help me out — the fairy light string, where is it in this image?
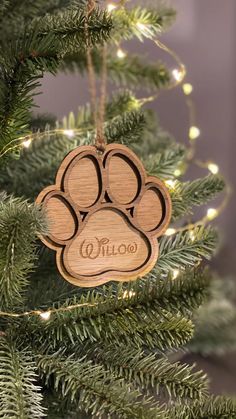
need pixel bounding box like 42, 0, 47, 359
0, 1, 231, 316
0, 292, 137, 319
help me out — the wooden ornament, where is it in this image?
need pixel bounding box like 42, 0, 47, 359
36, 144, 172, 287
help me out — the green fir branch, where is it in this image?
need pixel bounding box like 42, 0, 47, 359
0, 109, 145, 198
107, 55, 171, 89
62, 50, 171, 90
36, 7, 112, 53
0, 195, 46, 309
145, 268, 210, 315
170, 396, 236, 419
37, 352, 164, 419
0, 336, 45, 418
158, 226, 218, 272
17, 301, 194, 353
86, 344, 209, 401
0, 30, 59, 163
62, 90, 142, 130
27, 268, 209, 330
112, 6, 176, 42
0, 0, 8, 19
105, 110, 146, 145
171, 175, 225, 221
0, 3, 112, 51
144, 144, 186, 180
189, 277, 236, 355
190, 297, 236, 355
30, 112, 57, 132
0, 6, 113, 163
0, 0, 64, 22
0, 132, 79, 199
28, 268, 209, 335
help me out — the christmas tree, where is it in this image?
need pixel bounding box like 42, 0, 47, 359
0, 1, 235, 418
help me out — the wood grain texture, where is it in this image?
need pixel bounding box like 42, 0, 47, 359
45, 194, 76, 241
36, 144, 172, 287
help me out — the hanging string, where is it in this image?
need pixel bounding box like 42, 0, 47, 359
96, 43, 107, 147
85, 0, 97, 129
86, 0, 107, 152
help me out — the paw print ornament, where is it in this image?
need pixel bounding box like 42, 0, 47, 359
36, 144, 172, 287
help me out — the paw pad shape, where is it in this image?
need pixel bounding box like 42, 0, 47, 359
36, 144, 172, 287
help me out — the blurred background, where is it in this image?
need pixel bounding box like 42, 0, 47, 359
36, 0, 236, 394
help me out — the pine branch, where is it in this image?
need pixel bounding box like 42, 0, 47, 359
104, 90, 142, 119
30, 112, 57, 132
0, 195, 46, 309
144, 127, 176, 155
43, 391, 78, 419
0, 6, 113, 163
112, 6, 176, 42
0, 3, 112, 51
14, 269, 210, 356
105, 110, 146, 145
170, 175, 225, 221
27, 268, 209, 337
145, 268, 210, 316
144, 145, 186, 180
0, 110, 145, 198
62, 90, 142, 129
0, 30, 59, 163
85, 344, 209, 401
158, 226, 218, 272
26, 268, 209, 334
108, 55, 171, 90
0, 0, 8, 19
0, 132, 78, 198
16, 301, 193, 353
170, 396, 236, 419
37, 352, 164, 419
0, 0, 64, 22
190, 277, 236, 355
36, 7, 112, 53
189, 298, 236, 355
62, 50, 171, 90
61, 94, 146, 143
0, 336, 45, 418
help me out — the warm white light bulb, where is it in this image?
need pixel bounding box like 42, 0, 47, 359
165, 228, 176, 236
207, 208, 218, 220
174, 169, 181, 177
136, 22, 146, 31
172, 269, 179, 279
107, 3, 117, 13
165, 180, 176, 188
116, 48, 126, 59
40, 311, 51, 321
208, 162, 219, 175
63, 129, 75, 138
189, 230, 195, 242
22, 139, 32, 148
183, 83, 193, 95
172, 68, 183, 83
123, 290, 136, 299
189, 126, 200, 140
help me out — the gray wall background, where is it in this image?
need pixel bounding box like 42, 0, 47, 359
36, 0, 236, 274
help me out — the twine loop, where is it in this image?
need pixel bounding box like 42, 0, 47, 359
86, 0, 107, 152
